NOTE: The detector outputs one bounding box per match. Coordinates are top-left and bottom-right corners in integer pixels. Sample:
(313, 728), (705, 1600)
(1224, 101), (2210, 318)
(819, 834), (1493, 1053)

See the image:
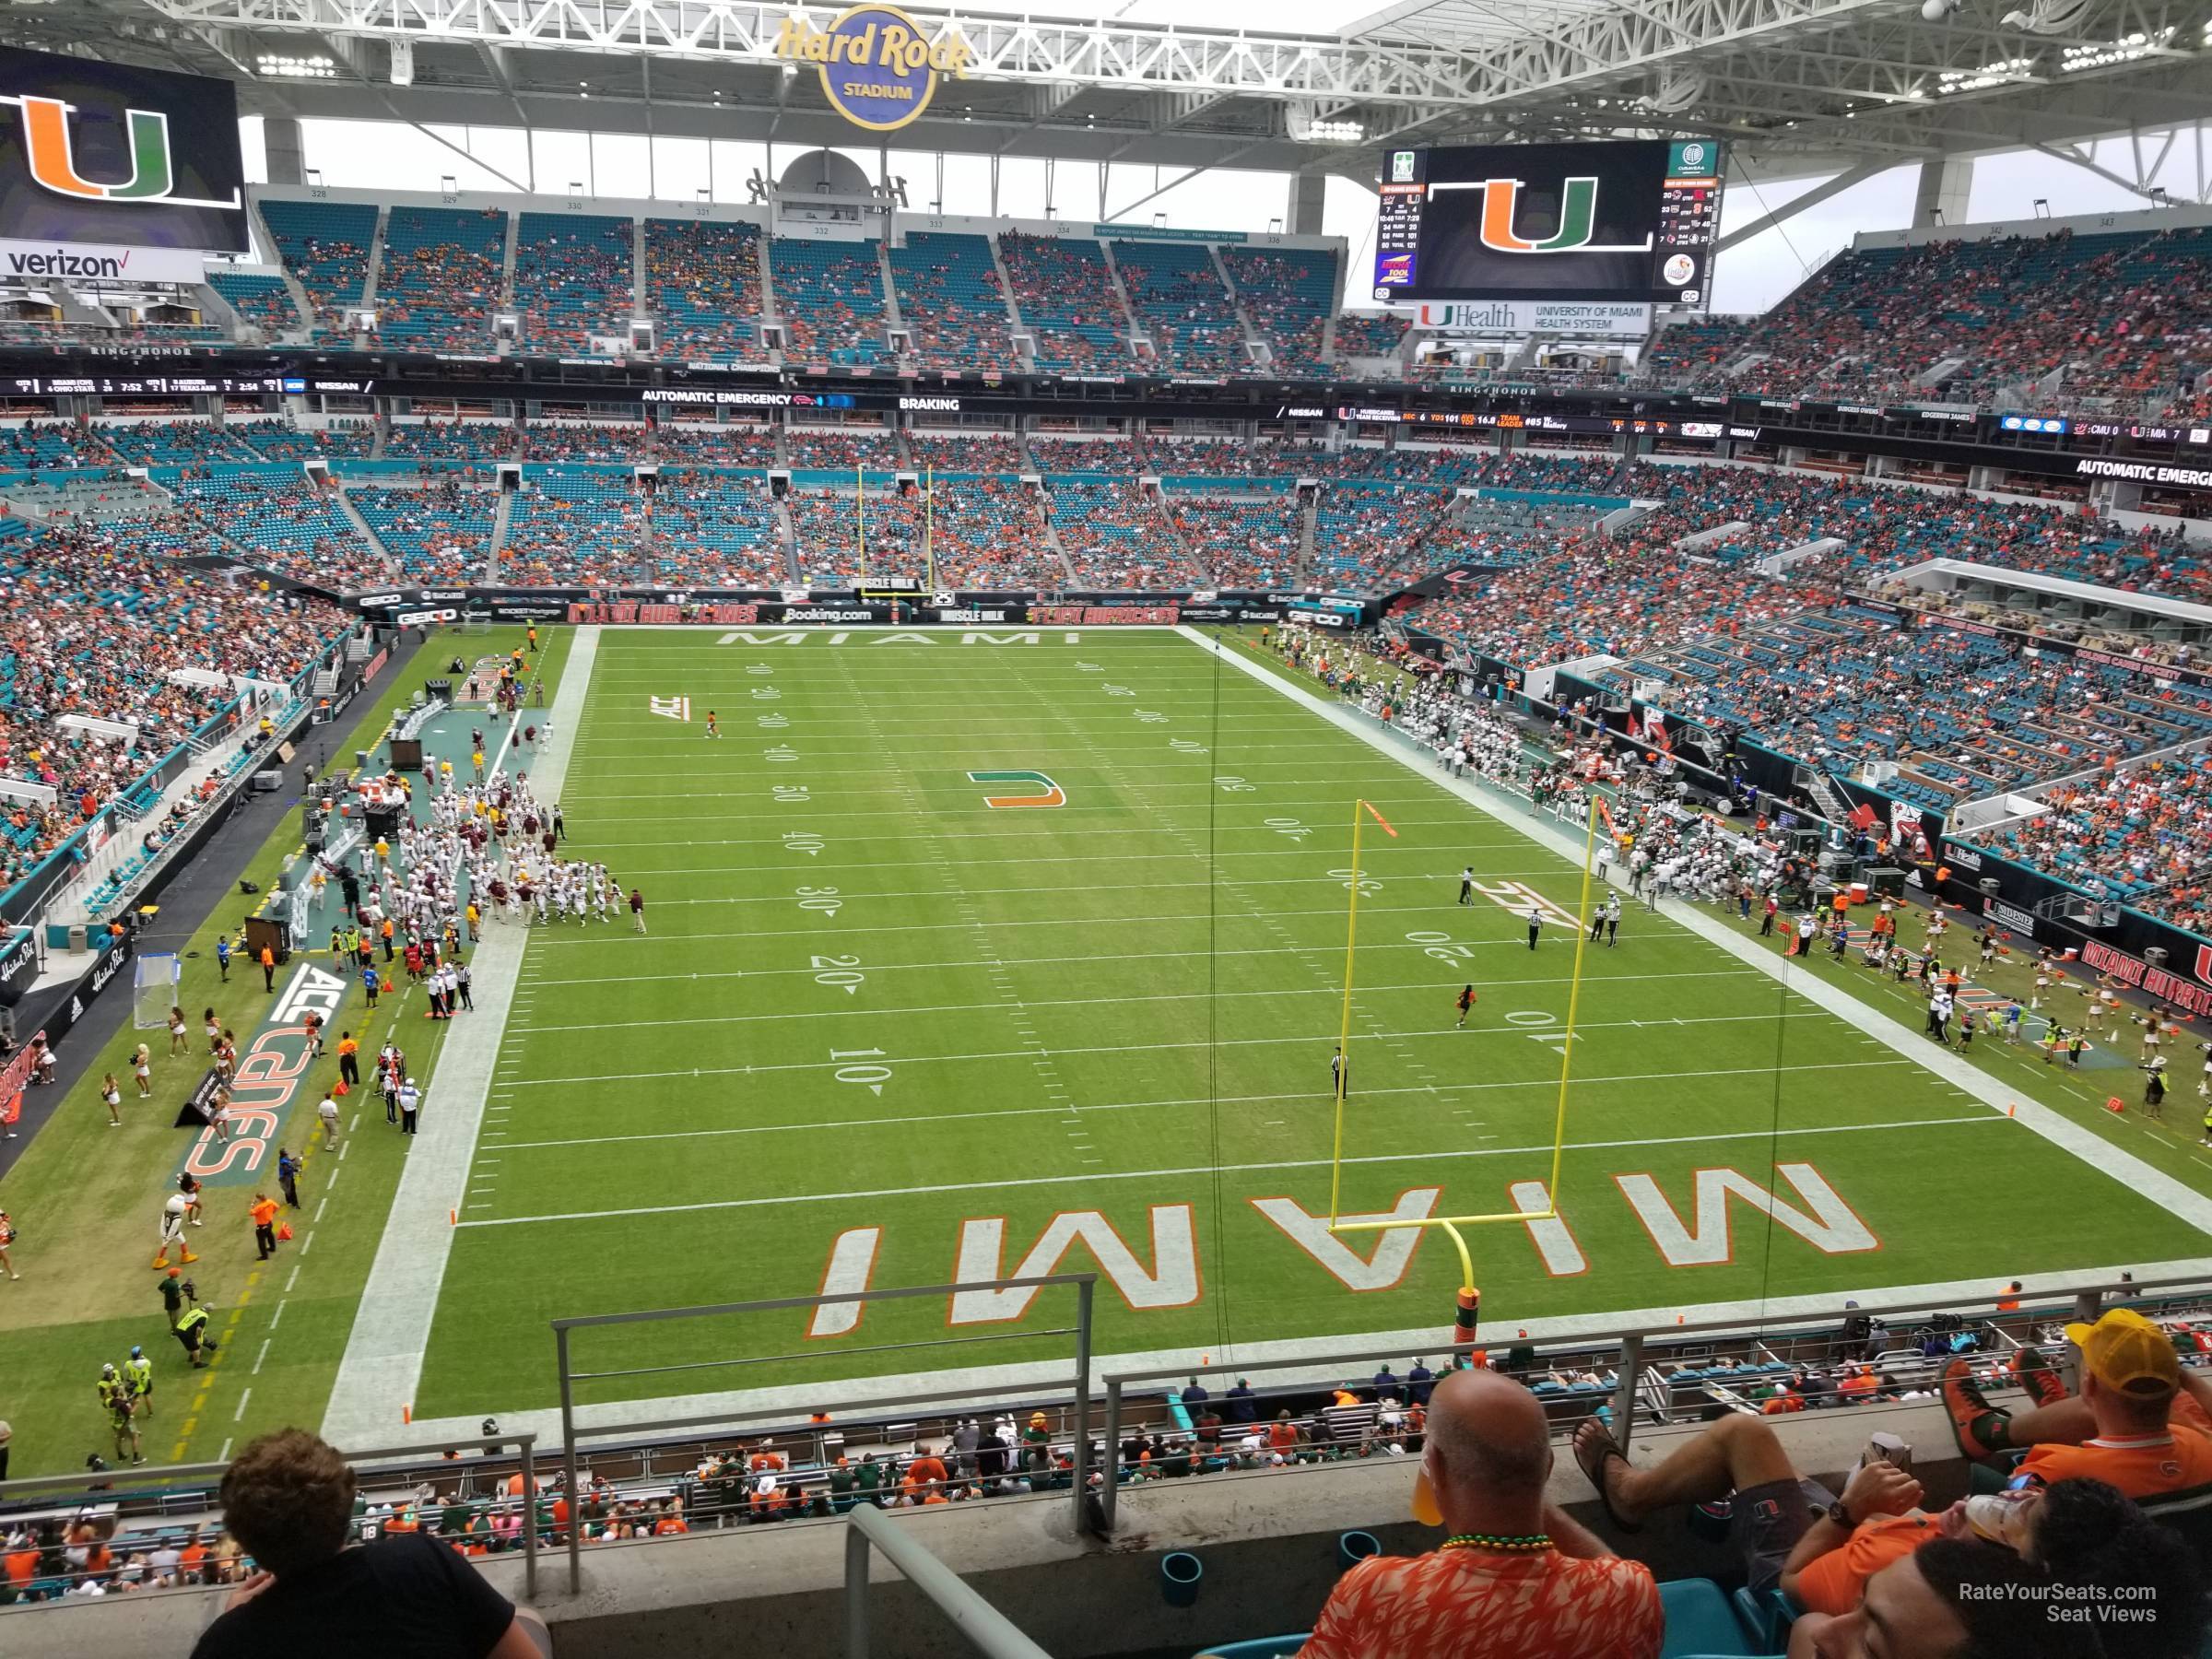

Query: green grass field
(7, 623), (2212, 1478)
(397, 627), (2212, 1424)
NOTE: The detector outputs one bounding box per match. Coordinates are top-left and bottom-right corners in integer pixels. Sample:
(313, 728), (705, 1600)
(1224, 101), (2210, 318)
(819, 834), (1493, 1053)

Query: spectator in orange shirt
(250, 1194), (280, 1260)
(905, 1446), (949, 1487)
(1303, 1371), (1661, 1659)
(651, 1500), (688, 1536)
(1946, 1307), (2212, 1502)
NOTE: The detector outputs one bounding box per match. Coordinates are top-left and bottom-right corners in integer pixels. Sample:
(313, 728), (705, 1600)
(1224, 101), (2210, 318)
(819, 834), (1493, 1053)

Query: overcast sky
(241, 115), (2212, 318)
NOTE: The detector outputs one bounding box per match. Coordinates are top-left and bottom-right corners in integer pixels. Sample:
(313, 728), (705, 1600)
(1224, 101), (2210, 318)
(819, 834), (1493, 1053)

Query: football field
(394, 627), (2212, 1428)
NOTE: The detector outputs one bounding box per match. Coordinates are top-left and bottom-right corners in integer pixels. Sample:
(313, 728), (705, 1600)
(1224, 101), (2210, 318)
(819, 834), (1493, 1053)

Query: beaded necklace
(1440, 1532), (1551, 1554)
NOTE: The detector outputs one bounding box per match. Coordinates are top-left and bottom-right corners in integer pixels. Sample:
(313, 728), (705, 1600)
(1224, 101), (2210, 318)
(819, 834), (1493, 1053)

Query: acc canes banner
(180, 961), (352, 1185)
(0, 44), (248, 255)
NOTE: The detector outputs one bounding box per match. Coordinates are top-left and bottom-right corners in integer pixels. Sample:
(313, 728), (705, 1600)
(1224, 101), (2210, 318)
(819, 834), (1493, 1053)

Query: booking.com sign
(774, 3), (976, 133)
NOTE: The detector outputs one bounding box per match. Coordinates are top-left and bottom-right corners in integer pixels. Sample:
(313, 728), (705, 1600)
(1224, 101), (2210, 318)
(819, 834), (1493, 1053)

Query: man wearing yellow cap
(1945, 1307), (2212, 1500)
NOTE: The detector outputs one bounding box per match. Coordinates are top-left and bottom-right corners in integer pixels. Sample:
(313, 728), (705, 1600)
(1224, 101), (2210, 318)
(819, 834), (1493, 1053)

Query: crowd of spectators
(771, 239), (892, 367)
(906, 432), (1024, 474)
(1970, 752), (2212, 932)
(383, 420), (520, 465)
(918, 477), (1067, 589)
(1636, 227), (2212, 412)
(231, 420), (374, 463)
(375, 207), (508, 354)
(0, 520), (347, 881)
(996, 234), (1130, 373)
(889, 232), (1014, 372)
(162, 470), (392, 589)
(206, 273), (301, 339)
(346, 478), (497, 583)
(1111, 241), (1251, 374)
(1332, 311), (1410, 363)
(1220, 247), (1335, 376)
(648, 469), (786, 586)
(786, 428), (902, 475)
(645, 423), (778, 467)
(498, 466), (646, 585)
(257, 199), (376, 340)
(512, 214), (633, 358)
(786, 488), (924, 584)
(1027, 434), (1143, 474)
(1046, 480), (1204, 587)
(1162, 489), (1301, 587)
(646, 218), (768, 364)
(522, 422), (644, 465)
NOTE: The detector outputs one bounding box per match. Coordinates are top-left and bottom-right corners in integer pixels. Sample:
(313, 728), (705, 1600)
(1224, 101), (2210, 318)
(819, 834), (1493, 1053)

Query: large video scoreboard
(1374, 138), (1723, 308)
(0, 43), (248, 256)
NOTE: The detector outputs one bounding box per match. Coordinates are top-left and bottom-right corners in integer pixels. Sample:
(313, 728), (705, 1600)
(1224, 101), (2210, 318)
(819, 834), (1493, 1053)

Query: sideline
(320, 628), (600, 1449)
(1183, 624), (2212, 1238)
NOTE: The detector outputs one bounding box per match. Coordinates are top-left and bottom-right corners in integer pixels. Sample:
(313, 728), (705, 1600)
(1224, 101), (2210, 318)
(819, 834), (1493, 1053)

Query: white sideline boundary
(328, 627), (2212, 1453)
(1185, 625), (2212, 1238)
(321, 628), (601, 1450)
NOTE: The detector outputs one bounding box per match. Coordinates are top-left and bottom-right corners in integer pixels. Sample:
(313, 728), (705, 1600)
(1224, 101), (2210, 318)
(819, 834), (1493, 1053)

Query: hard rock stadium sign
(774, 4), (977, 133)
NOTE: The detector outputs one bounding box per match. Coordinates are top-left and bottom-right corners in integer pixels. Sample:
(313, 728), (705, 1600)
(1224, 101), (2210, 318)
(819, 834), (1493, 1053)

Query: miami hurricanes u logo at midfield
(969, 771), (1065, 808)
(1434, 176), (1653, 254)
(0, 93), (241, 209)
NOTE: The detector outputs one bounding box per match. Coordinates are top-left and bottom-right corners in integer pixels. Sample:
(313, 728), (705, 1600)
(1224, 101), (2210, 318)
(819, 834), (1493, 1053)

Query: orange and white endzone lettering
(808, 1226), (885, 1338)
(1614, 1163), (1879, 1265)
(1251, 1188), (1442, 1291)
(949, 1206), (1202, 1323)
(796, 1167), (1875, 1335)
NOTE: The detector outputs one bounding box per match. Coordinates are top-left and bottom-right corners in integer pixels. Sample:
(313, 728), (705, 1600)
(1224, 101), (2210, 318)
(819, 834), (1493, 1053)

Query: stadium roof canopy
(20, 0), (2212, 195)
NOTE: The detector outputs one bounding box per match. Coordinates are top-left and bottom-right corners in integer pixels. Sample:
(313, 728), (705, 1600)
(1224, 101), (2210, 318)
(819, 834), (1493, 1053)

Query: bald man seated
(1300, 1371), (1663, 1659)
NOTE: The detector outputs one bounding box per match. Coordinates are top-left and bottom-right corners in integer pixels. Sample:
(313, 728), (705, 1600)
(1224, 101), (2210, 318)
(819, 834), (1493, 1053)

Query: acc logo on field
(775, 3), (975, 133)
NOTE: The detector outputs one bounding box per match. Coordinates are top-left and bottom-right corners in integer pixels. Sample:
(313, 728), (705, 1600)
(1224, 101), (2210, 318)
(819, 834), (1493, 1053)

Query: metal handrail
(1095, 1272), (2202, 1531)
(553, 1272), (1097, 1591)
(843, 1502), (1050, 1659)
(0, 1431), (541, 1601)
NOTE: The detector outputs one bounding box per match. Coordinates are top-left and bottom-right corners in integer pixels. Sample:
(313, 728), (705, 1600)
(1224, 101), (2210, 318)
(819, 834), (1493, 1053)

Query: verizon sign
(2, 240), (206, 285)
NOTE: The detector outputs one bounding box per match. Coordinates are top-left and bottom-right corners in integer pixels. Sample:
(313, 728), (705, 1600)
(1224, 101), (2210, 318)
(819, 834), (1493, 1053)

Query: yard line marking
(493, 1013), (1835, 1090)
(313, 1198), (328, 1223)
(348, 1112), (360, 1131)
(253, 1340), (270, 1375)
(589, 845), (1532, 881)
(524, 955), (1760, 994)
(645, 869), (1578, 910)
(233, 1389), (253, 1421)
(502, 976), (1757, 1035)
(456, 1112), (1995, 1229)
(286, 1265), (300, 1292)
(300, 1231), (314, 1256)
(516, 901), (1747, 952)
(340, 1140), (351, 1160)
(218, 1438), (231, 1462)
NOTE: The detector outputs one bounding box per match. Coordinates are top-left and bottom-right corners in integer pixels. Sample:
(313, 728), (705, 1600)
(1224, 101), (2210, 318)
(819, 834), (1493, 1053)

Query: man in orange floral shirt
(1301, 1371), (1661, 1659)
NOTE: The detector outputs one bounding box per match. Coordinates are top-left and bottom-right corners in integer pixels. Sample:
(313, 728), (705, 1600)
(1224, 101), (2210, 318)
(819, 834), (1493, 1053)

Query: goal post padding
(134, 952), (181, 1030)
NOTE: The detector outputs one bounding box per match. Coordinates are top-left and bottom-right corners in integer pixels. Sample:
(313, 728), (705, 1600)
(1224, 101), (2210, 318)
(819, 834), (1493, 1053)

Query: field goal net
(134, 951), (181, 1029)
(457, 611), (495, 636)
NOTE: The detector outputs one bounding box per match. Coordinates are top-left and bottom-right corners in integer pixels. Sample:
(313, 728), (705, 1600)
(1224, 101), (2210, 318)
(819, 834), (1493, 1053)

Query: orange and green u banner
(968, 770), (1065, 809)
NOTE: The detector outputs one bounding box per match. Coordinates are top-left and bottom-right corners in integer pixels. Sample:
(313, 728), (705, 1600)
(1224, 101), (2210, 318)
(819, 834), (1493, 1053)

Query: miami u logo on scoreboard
(1431, 176), (1653, 255)
(0, 92), (241, 209)
(969, 771), (1065, 809)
